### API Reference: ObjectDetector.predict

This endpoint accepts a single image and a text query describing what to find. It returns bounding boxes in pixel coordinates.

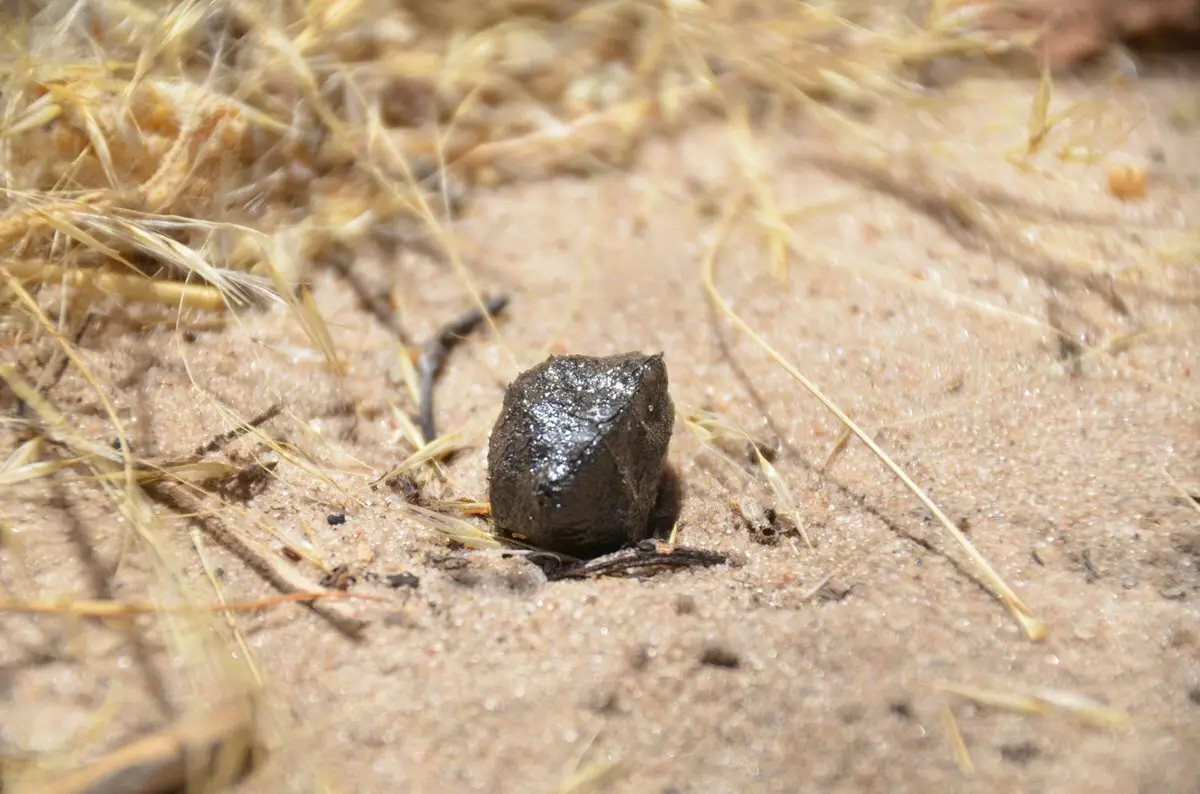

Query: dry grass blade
[373,425,469,486]
[824,425,853,470]
[0,93,62,138]
[396,352,423,410]
[934,680,1130,726]
[0,437,81,485]
[700,191,1046,642]
[798,573,835,602]
[263,234,345,374]
[1024,57,1053,159]
[1162,466,1200,518]
[15,700,261,794]
[0,590,380,620]
[74,460,240,486]
[0,437,43,471]
[556,762,623,794]
[3,259,230,311]
[941,701,975,776]
[399,501,505,551]
[684,409,813,548]
[755,448,813,549]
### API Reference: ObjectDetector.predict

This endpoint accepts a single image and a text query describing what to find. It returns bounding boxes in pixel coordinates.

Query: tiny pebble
[327,513,347,525]
[700,644,740,669]
[386,572,420,589]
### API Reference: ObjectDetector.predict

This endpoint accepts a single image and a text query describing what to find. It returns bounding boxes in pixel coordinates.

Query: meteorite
[487,352,675,559]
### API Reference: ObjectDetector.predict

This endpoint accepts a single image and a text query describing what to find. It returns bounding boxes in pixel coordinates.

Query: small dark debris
[430,555,469,571]
[387,472,423,504]
[1031,549,1045,566]
[744,506,783,547]
[584,686,623,715]
[386,572,420,589]
[956,516,970,534]
[281,547,302,562]
[1000,741,1041,764]
[110,438,131,452]
[628,643,653,671]
[213,461,277,502]
[321,564,356,591]
[838,704,864,724]
[1056,335,1084,363]
[747,437,781,465]
[1080,549,1099,583]
[906,531,935,551]
[326,513,347,526]
[889,701,914,721]
[816,579,854,603]
[182,329,198,343]
[700,644,740,669]
[675,593,697,615]
[1188,687,1200,706]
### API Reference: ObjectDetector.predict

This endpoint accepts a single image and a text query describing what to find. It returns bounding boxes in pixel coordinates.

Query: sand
[2,57,1199,794]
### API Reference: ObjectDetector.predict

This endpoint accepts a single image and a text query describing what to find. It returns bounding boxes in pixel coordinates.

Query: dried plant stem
[941,701,975,776]
[3,260,228,311]
[700,192,1046,642]
[24,700,259,794]
[0,590,382,620]
[934,680,1130,726]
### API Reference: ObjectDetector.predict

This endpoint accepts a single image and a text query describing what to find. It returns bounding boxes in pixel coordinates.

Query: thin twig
[546,541,728,580]
[0,590,387,620]
[700,190,1046,641]
[417,294,509,443]
[192,404,283,457]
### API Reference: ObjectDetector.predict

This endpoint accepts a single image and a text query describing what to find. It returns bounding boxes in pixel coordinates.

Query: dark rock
[487,352,675,559]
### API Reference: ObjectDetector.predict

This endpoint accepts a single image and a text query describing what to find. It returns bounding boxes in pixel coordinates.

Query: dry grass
[0,0,1188,791]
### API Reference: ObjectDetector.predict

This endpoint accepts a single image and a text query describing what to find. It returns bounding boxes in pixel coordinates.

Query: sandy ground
[2,60,1200,794]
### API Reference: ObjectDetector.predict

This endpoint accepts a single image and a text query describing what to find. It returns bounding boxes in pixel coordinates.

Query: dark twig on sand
[545,540,728,581]
[417,295,509,443]
[192,404,283,458]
